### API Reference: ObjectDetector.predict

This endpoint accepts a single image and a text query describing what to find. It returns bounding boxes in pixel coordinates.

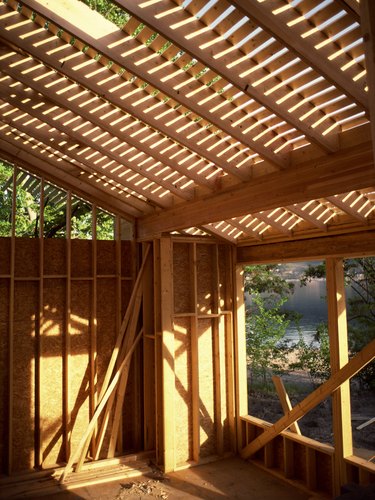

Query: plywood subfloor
[4,457,328,499]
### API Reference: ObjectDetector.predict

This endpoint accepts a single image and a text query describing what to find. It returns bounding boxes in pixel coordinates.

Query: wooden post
[153,239,163,465]
[326,258,353,495]
[115,216,122,453]
[233,250,248,453]
[160,236,175,472]
[36,177,44,467]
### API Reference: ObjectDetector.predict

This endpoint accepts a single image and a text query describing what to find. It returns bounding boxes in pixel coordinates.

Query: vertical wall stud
[89,205,98,456]
[63,191,72,461]
[142,241,156,451]
[160,236,175,472]
[232,249,248,453]
[212,245,224,456]
[36,177,44,467]
[7,166,17,474]
[153,239,163,465]
[190,243,200,463]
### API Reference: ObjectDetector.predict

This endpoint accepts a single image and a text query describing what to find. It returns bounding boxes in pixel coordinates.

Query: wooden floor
[1,457,328,499]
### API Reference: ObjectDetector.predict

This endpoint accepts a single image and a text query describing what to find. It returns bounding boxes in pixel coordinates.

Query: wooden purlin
[0,99,179,207]
[241,338,375,460]
[114,0,352,153]
[0,120,150,215]
[229,0,367,111]
[0,51,219,192]
[326,193,371,222]
[0,133,142,220]
[16,0,289,170]
[1,1,257,183]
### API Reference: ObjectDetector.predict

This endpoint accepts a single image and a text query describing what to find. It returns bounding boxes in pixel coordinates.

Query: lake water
[281,279,328,345]
[245,277,357,345]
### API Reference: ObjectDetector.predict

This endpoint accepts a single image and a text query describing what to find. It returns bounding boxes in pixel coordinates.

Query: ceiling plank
[229,0,367,111]
[287,202,331,231]
[326,194,368,222]
[237,229,375,264]
[0,59,216,192]
[137,142,375,239]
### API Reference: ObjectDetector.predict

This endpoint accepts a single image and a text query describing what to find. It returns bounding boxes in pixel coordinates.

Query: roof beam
[0,89,185,205]
[229,0,367,111]
[237,229,375,264]
[137,142,375,239]
[326,194,368,222]
[0,58,215,192]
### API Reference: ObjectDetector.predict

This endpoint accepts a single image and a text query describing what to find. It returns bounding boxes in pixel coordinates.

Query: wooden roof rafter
[0,132,140,219]
[112,0,366,152]
[0,99,177,209]
[0,0,373,245]
[1,0,270,180]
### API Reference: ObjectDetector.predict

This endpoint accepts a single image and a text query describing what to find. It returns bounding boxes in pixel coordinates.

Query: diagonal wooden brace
[241,339,375,459]
[272,376,301,435]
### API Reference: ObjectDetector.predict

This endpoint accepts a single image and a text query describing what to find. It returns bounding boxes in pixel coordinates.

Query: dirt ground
[248,369,375,457]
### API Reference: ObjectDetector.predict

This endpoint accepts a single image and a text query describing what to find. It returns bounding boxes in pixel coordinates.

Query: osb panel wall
[172,241,234,467]
[0,238,136,475]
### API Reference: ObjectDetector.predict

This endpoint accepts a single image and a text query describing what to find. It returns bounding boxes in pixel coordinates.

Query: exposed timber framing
[240,338,375,459]
[272,376,301,435]
[138,143,375,239]
[233,253,247,453]
[111,0,338,153]
[230,0,367,111]
[159,236,175,472]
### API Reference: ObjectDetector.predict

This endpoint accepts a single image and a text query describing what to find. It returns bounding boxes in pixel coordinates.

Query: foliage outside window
[0,161,13,237]
[0,160,117,240]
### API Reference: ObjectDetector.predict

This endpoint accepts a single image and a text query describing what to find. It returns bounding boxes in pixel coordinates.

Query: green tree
[245,264,295,386]
[0,160,115,240]
[78,0,129,27]
[0,161,13,236]
[290,322,331,386]
[246,292,290,383]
